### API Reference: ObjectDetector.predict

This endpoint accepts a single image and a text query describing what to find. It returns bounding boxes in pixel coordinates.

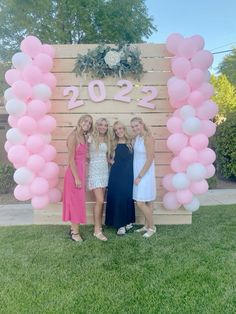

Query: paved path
[0,189,236,226]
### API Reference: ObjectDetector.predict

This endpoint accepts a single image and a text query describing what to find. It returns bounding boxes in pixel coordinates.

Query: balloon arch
[4,34,217,212]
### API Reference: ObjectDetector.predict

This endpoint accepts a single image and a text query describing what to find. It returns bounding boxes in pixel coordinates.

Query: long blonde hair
[112,121,133,154]
[68,114,93,144]
[92,117,111,156]
[130,117,151,137]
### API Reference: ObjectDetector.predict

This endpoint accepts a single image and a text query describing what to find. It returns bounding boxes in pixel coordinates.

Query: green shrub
[213,111,236,180]
[0,163,15,194]
[207,175,217,189]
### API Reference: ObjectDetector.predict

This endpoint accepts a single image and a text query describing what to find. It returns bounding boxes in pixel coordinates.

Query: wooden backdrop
[36,43,191,224]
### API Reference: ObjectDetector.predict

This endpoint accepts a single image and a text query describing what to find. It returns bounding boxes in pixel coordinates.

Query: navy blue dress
[105,144,135,229]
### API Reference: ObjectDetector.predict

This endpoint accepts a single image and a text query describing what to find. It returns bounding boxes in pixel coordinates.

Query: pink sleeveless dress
[62,143,87,224]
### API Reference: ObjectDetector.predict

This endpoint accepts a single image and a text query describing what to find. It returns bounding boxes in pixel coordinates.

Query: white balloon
[187,163,207,181]
[182,117,201,135]
[12,52,32,71]
[4,88,15,101]
[180,105,196,120]
[5,98,27,117]
[6,128,26,144]
[172,172,190,190]
[33,84,52,101]
[14,167,35,185]
[184,196,200,212]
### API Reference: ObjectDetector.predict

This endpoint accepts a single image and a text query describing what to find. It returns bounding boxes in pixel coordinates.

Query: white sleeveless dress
[87,141,109,190]
[133,135,156,201]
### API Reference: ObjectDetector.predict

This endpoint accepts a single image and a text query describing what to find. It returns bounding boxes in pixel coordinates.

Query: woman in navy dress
[105,121,135,235]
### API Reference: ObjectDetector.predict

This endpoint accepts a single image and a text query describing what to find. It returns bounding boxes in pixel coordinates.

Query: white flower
[104,51,120,68]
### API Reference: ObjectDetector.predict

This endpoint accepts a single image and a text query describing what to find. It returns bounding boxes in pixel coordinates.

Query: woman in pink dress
[62,114,93,242]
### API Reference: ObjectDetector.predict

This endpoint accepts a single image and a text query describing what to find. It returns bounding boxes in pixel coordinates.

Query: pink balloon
[162,174,176,192]
[190,133,209,150]
[187,90,204,107]
[205,164,216,179]
[31,195,49,209]
[41,44,55,58]
[49,188,61,203]
[190,180,208,195]
[177,38,197,59]
[186,69,204,89]
[26,135,45,153]
[163,192,181,211]
[168,79,191,101]
[8,144,29,165]
[4,141,13,153]
[191,50,214,70]
[166,33,184,55]
[171,156,187,172]
[190,35,205,51]
[33,53,53,73]
[169,98,187,109]
[196,100,218,120]
[20,36,42,58]
[27,154,46,172]
[37,115,56,133]
[40,144,57,162]
[30,177,49,196]
[17,116,37,135]
[176,189,193,204]
[39,162,59,179]
[48,177,59,188]
[201,120,216,137]
[45,100,52,112]
[22,65,43,86]
[12,80,32,100]
[14,185,31,201]
[167,76,179,87]
[43,73,56,89]
[167,133,188,153]
[171,57,191,79]
[179,146,198,164]
[167,117,183,133]
[198,148,216,165]
[27,99,48,119]
[5,69,21,86]
[8,115,18,128]
[198,82,214,99]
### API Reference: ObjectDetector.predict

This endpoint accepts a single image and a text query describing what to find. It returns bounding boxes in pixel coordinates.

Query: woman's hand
[75,177,82,188]
[134,177,141,185]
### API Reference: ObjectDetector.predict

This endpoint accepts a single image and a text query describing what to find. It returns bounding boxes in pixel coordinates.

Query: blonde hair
[130,117,150,136]
[92,117,111,156]
[68,114,93,144]
[112,121,133,153]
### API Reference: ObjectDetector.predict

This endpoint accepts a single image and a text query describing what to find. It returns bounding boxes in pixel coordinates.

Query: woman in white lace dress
[130,117,156,238]
[88,117,111,241]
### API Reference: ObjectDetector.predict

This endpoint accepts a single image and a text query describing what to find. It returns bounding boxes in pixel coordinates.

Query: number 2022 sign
[63,79,158,110]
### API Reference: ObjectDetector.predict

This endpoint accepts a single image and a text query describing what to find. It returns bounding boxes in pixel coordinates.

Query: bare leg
[136,201,154,229]
[70,223,83,241]
[92,188,107,241]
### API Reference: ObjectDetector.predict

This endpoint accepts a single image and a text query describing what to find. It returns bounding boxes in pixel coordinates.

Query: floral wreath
[73,44,143,80]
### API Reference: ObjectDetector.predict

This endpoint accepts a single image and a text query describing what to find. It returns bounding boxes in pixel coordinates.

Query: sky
[145,0,236,73]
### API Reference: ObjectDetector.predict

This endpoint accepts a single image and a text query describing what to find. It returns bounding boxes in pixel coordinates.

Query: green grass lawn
[0,205,235,314]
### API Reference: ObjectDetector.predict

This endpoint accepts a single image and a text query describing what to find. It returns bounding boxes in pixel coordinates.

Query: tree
[211,74,236,123]
[0,0,157,62]
[218,48,236,86]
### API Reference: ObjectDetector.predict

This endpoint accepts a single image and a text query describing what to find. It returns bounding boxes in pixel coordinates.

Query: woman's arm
[134,135,155,185]
[67,134,81,187]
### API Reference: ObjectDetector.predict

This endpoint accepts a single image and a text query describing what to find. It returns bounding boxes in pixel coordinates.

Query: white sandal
[143,227,157,238]
[135,226,148,233]
[93,232,108,241]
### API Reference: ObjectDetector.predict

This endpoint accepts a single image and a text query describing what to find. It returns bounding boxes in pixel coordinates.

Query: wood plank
[51,85,169,100]
[54,71,171,86]
[50,99,172,114]
[52,126,170,140]
[51,112,171,127]
[53,43,172,59]
[52,57,171,73]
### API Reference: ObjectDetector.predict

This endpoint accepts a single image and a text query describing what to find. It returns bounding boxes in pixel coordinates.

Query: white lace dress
[133,135,156,201]
[87,141,109,190]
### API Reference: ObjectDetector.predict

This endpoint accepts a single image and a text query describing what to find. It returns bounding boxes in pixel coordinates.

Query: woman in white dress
[88,117,111,241]
[130,117,156,238]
